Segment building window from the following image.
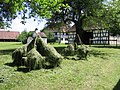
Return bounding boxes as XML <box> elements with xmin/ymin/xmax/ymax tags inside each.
<box><xmin>65</xmin><ymin>38</ymin><xmax>68</xmax><ymax>40</ymax></box>
<box><xmin>55</xmin><ymin>32</ymin><xmax>57</xmax><ymax>35</ymax></box>
<box><xmin>61</xmin><ymin>38</ymin><xmax>63</xmax><ymax>40</ymax></box>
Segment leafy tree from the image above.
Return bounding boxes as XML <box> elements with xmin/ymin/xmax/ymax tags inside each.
<box><xmin>42</xmin><ymin>27</ymin><xmax>55</xmax><ymax>43</ymax></box>
<box><xmin>47</xmin><ymin>0</ymin><xmax>106</xmax><ymax>44</ymax></box>
<box><xmin>28</xmin><ymin>31</ymin><xmax>34</xmax><ymax>37</ymax></box>
<box><xmin>1</xmin><ymin>0</ymin><xmax>119</xmax><ymax>44</ymax></box>
<box><xmin>0</xmin><ymin>0</ymin><xmax>25</xmax><ymax>27</ymax></box>
<box><xmin>17</xmin><ymin>30</ymin><xmax>28</xmax><ymax>44</ymax></box>
<box><xmin>103</xmin><ymin>0</ymin><xmax>120</xmax><ymax>36</ymax></box>
<box><xmin>0</xmin><ymin>0</ymin><xmax>65</xmax><ymax>26</ymax></box>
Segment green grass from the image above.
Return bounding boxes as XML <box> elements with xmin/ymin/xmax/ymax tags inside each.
<box><xmin>48</xmin><ymin>43</ymin><xmax>67</xmax><ymax>47</ymax></box>
<box><xmin>0</xmin><ymin>42</ymin><xmax>120</xmax><ymax>90</ymax></box>
<box><xmin>0</xmin><ymin>42</ymin><xmax>23</xmax><ymax>50</ymax></box>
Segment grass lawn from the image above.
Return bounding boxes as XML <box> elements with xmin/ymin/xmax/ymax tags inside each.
<box><xmin>0</xmin><ymin>42</ymin><xmax>120</xmax><ymax>90</ymax></box>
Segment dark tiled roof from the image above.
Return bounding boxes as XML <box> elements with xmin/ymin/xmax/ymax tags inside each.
<box><xmin>0</xmin><ymin>31</ymin><xmax>20</xmax><ymax>40</ymax></box>
<box><xmin>37</xmin><ymin>32</ymin><xmax>47</xmax><ymax>38</ymax></box>
<box><xmin>68</xmin><ymin>25</ymin><xmax>76</xmax><ymax>32</ymax></box>
<box><xmin>53</xmin><ymin>25</ymin><xmax>76</xmax><ymax>33</ymax></box>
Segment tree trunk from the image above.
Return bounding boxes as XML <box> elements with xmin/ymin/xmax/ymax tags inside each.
<box><xmin>75</xmin><ymin>20</ymin><xmax>84</xmax><ymax>45</ymax></box>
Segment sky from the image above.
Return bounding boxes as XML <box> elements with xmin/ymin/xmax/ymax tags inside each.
<box><xmin>7</xmin><ymin>17</ymin><xmax>47</xmax><ymax>33</ymax></box>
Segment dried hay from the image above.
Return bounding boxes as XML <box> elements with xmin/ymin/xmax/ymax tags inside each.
<box><xmin>26</xmin><ymin>48</ymin><xmax>45</xmax><ymax>70</ymax></box>
<box><xmin>36</xmin><ymin>36</ymin><xmax>63</xmax><ymax>68</ymax></box>
<box><xmin>77</xmin><ymin>45</ymin><xmax>89</xmax><ymax>59</ymax></box>
<box><xmin>73</xmin><ymin>42</ymin><xmax>78</xmax><ymax>50</ymax></box>
<box><xmin>12</xmin><ymin>46</ymin><xmax>27</xmax><ymax>66</ymax></box>
<box><xmin>62</xmin><ymin>44</ymin><xmax>90</xmax><ymax>60</ymax></box>
<box><xmin>12</xmin><ymin>36</ymin><xmax>63</xmax><ymax>70</ymax></box>
<box><xmin>36</xmin><ymin>36</ymin><xmax>48</xmax><ymax>56</ymax></box>
<box><xmin>27</xmin><ymin>38</ymin><xmax>36</xmax><ymax>52</ymax></box>
<box><xmin>62</xmin><ymin>44</ymin><xmax>75</xmax><ymax>56</ymax></box>
<box><xmin>44</xmin><ymin>45</ymin><xmax>63</xmax><ymax>68</ymax></box>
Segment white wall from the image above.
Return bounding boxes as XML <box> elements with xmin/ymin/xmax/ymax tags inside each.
<box><xmin>41</xmin><ymin>38</ymin><xmax>47</xmax><ymax>44</ymax></box>
<box><xmin>110</xmin><ymin>36</ymin><xmax>120</xmax><ymax>44</ymax></box>
<box><xmin>61</xmin><ymin>38</ymin><xmax>68</xmax><ymax>43</ymax></box>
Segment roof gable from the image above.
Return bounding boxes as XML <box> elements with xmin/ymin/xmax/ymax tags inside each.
<box><xmin>0</xmin><ymin>31</ymin><xmax>20</xmax><ymax>40</ymax></box>
<box><xmin>37</xmin><ymin>32</ymin><xmax>47</xmax><ymax>38</ymax></box>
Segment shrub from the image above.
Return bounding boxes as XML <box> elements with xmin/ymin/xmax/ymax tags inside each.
<box><xmin>17</xmin><ymin>30</ymin><xmax>28</xmax><ymax>44</ymax></box>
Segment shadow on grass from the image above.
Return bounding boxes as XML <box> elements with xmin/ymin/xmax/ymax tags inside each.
<box><xmin>0</xmin><ymin>49</ymin><xmax>15</xmax><ymax>55</ymax></box>
<box><xmin>54</xmin><ymin>47</ymin><xmax>65</xmax><ymax>53</ymax></box>
<box><xmin>16</xmin><ymin>67</ymin><xmax>30</xmax><ymax>73</ymax></box>
<box><xmin>5</xmin><ymin>62</ymin><xmax>57</xmax><ymax>73</ymax></box>
<box><xmin>16</xmin><ymin>66</ymin><xmax>56</xmax><ymax>73</ymax></box>
<box><xmin>91</xmin><ymin>45</ymin><xmax>120</xmax><ymax>49</ymax></box>
<box><xmin>5</xmin><ymin>62</ymin><xmax>15</xmax><ymax>67</ymax></box>
<box><xmin>4</xmin><ymin>61</ymin><xmax>30</xmax><ymax>73</ymax></box>
<box><xmin>113</xmin><ymin>79</ymin><xmax>120</xmax><ymax>90</ymax></box>
<box><xmin>89</xmin><ymin>49</ymin><xmax>107</xmax><ymax>57</ymax></box>
<box><xmin>5</xmin><ymin>62</ymin><xmax>30</xmax><ymax>73</ymax></box>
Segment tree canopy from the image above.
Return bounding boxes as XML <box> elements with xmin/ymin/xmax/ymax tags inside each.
<box><xmin>0</xmin><ymin>0</ymin><xmax>65</xmax><ymax>27</ymax></box>
<box><xmin>0</xmin><ymin>0</ymin><xmax>120</xmax><ymax>43</ymax></box>
<box><xmin>48</xmin><ymin>0</ymin><xmax>105</xmax><ymax>44</ymax></box>
<box><xmin>103</xmin><ymin>0</ymin><xmax>120</xmax><ymax>36</ymax></box>
<box><xmin>17</xmin><ymin>30</ymin><xmax>28</xmax><ymax>44</ymax></box>
<box><xmin>47</xmin><ymin>0</ymin><xmax>120</xmax><ymax>43</ymax></box>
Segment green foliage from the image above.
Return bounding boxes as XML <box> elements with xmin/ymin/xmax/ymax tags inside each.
<box><xmin>108</xmin><ymin>0</ymin><xmax>120</xmax><ymax>36</ymax></box>
<box><xmin>0</xmin><ymin>0</ymin><xmax>25</xmax><ymax>27</ymax></box>
<box><xmin>17</xmin><ymin>30</ymin><xmax>28</xmax><ymax>44</ymax></box>
<box><xmin>17</xmin><ymin>31</ymin><xmax>35</xmax><ymax>44</ymax></box>
<box><xmin>28</xmin><ymin>31</ymin><xmax>34</xmax><ymax>37</ymax></box>
<box><xmin>43</xmin><ymin>30</ymin><xmax>55</xmax><ymax>43</ymax></box>
<box><xmin>0</xmin><ymin>0</ymin><xmax>65</xmax><ymax>27</ymax></box>
<box><xmin>1</xmin><ymin>0</ymin><xmax>119</xmax><ymax>38</ymax></box>
<box><xmin>98</xmin><ymin>0</ymin><xmax>120</xmax><ymax>35</ymax></box>
<box><xmin>47</xmin><ymin>0</ymin><xmax>106</xmax><ymax>44</ymax></box>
